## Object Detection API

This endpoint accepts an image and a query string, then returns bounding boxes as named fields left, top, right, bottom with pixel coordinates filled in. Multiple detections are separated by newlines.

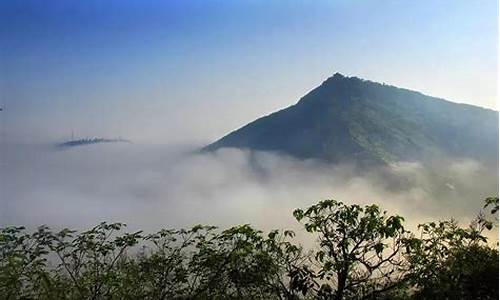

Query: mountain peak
left=316, top=73, right=365, bottom=95
left=323, top=72, right=350, bottom=84
left=325, top=72, right=362, bottom=82
left=331, top=72, right=346, bottom=79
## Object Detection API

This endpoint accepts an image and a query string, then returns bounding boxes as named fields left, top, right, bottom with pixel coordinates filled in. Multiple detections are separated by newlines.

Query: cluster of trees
left=57, top=137, right=131, bottom=149
left=1, top=197, right=498, bottom=300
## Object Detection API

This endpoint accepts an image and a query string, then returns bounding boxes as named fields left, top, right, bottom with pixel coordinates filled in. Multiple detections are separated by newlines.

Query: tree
left=115, top=224, right=218, bottom=299
left=293, top=200, right=408, bottom=300
left=46, top=222, right=143, bottom=299
left=0, top=226, right=53, bottom=299
left=188, top=224, right=307, bottom=299
left=405, top=197, right=499, bottom=300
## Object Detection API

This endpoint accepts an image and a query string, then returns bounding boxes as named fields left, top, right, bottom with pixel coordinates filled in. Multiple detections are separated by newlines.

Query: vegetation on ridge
left=56, top=138, right=131, bottom=149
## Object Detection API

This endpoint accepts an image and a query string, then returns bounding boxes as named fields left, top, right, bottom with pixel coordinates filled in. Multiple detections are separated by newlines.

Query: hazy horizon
left=1, top=1, right=498, bottom=237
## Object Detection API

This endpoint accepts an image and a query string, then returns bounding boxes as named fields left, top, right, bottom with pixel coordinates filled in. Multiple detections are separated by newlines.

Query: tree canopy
left=0, top=197, right=498, bottom=300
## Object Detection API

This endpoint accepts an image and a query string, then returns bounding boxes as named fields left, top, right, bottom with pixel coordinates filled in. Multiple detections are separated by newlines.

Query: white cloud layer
left=1, top=143, right=497, bottom=242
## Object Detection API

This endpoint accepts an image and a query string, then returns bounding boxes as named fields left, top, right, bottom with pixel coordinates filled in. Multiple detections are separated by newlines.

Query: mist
left=1, top=142, right=497, bottom=240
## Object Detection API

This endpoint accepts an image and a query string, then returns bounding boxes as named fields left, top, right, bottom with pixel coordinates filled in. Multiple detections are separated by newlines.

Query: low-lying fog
left=1, top=142, right=498, bottom=241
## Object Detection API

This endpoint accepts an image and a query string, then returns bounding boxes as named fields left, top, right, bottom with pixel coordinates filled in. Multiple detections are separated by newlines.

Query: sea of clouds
left=1, top=142, right=497, bottom=243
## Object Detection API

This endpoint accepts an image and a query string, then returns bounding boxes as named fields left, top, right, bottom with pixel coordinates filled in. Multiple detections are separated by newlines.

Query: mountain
left=204, top=73, right=498, bottom=166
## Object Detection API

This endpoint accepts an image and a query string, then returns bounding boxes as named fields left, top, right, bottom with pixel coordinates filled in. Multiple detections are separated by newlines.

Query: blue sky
left=1, top=0, right=498, bottom=144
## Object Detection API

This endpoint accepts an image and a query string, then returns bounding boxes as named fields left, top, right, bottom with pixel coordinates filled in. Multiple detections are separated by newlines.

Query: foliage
left=0, top=196, right=498, bottom=299
left=0, top=226, right=53, bottom=299
left=293, top=200, right=409, bottom=300
left=0, top=223, right=305, bottom=300
left=483, top=196, right=499, bottom=226
left=404, top=198, right=499, bottom=300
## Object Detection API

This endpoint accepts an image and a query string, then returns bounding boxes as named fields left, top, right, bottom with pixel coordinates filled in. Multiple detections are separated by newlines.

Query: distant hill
left=204, top=73, right=498, bottom=166
left=56, top=137, right=131, bottom=149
